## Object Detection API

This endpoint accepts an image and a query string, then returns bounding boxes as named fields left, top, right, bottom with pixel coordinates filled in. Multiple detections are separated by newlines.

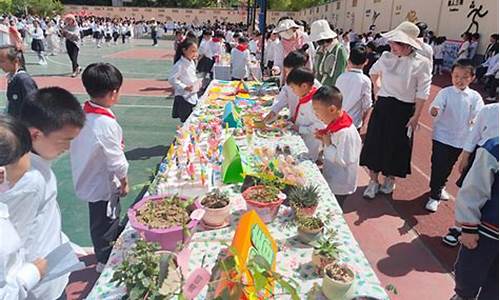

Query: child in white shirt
left=70, top=63, right=129, bottom=272
left=335, top=46, right=372, bottom=130
left=230, top=37, right=255, bottom=81
left=169, top=39, right=199, bottom=123
left=426, top=59, right=484, bottom=212
left=207, top=31, right=225, bottom=64
left=312, top=86, right=362, bottom=210
left=432, top=36, right=445, bottom=75
left=18, top=87, right=86, bottom=299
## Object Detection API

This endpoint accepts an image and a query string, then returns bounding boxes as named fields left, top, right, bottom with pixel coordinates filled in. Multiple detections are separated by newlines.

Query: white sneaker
left=379, top=177, right=396, bottom=194
left=363, top=181, right=379, bottom=199
left=441, top=189, right=451, bottom=200
left=425, top=198, right=440, bottom=212
left=95, top=262, right=106, bottom=273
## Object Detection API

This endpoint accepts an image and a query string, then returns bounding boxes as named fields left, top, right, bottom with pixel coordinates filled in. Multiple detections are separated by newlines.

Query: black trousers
left=429, top=140, right=462, bottom=200
left=334, top=194, right=348, bottom=212
left=88, top=198, right=121, bottom=264
left=65, top=40, right=79, bottom=72
left=454, top=234, right=499, bottom=300
left=152, top=32, right=158, bottom=45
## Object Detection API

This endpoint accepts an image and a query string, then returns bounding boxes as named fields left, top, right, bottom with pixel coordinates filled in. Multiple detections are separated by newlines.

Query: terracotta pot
left=311, top=250, right=336, bottom=275
left=128, top=194, right=203, bottom=251
left=242, top=185, right=285, bottom=223
left=297, top=225, right=323, bottom=243
left=321, top=263, right=355, bottom=300
left=200, top=199, right=231, bottom=227
left=295, top=205, right=318, bottom=217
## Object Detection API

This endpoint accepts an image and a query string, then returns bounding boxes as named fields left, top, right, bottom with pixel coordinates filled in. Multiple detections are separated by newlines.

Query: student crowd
left=0, top=14, right=498, bottom=300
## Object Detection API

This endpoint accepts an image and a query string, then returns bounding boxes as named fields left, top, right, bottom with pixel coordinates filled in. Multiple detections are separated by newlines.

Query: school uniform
left=360, top=51, right=432, bottom=178
left=207, top=39, right=225, bottom=63
left=320, top=113, right=362, bottom=208
left=197, top=39, right=215, bottom=73
left=27, top=153, right=69, bottom=299
left=264, top=39, right=279, bottom=69
left=169, top=56, right=199, bottom=122
left=230, top=45, right=252, bottom=81
left=6, top=70, right=38, bottom=118
left=335, top=68, right=372, bottom=129
left=432, top=43, right=444, bottom=72
left=314, top=41, right=349, bottom=87
left=453, top=137, right=498, bottom=300
left=249, top=40, right=258, bottom=55
left=457, top=41, right=470, bottom=60
left=70, top=101, right=128, bottom=265
left=429, top=86, right=484, bottom=200
left=30, top=28, right=44, bottom=53
left=0, top=203, right=42, bottom=300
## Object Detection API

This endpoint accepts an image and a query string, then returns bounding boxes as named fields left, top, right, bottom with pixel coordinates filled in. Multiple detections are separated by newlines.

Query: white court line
left=0, top=104, right=172, bottom=109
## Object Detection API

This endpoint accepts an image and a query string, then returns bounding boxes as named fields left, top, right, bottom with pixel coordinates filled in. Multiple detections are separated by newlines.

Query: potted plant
left=288, top=185, right=320, bottom=216
left=310, top=230, right=341, bottom=275
left=321, top=262, right=355, bottom=300
left=199, top=189, right=231, bottom=228
left=296, top=215, right=324, bottom=243
left=242, top=185, right=285, bottom=223
left=128, top=194, right=203, bottom=251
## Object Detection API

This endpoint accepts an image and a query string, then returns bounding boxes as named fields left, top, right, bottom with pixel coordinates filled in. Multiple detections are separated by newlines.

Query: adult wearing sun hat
left=272, top=18, right=315, bottom=76
left=310, top=19, right=348, bottom=87
left=360, top=21, right=432, bottom=199
left=61, top=14, right=81, bottom=77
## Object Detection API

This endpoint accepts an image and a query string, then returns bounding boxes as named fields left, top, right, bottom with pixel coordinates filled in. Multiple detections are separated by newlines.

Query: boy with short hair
left=335, top=46, right=372, bottom=130
left=312, top=86, right=362, bottom=210
left=285, top=67, right=325, bottom=162
left=450, top=136, right=498, bottom=300
left=19, top=87, right=86, bottom=299
left=70, top=63, right=129, bottom=273
left=426, top=59, right=484, bottom=212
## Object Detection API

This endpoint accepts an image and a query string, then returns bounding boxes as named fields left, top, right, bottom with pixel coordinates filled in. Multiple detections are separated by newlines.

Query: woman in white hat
left=310, top=19, right=348, bottom=87
left=360, top=21, right=432, bottom=199
left=272, top=19, right=315, bottom=76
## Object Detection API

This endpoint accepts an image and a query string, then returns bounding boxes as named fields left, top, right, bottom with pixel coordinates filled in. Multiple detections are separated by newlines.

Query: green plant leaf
left=253, top=271, right=268, bottom=292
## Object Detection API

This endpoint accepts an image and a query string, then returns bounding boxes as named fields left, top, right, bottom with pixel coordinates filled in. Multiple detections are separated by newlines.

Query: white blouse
left=369, top=51, right=432, bottom=103
left=169, top=56, right=199, bottom=105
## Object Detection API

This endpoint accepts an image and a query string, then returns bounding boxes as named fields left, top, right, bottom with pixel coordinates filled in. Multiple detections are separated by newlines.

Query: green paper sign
left=221, top=136, right=248, bottom=183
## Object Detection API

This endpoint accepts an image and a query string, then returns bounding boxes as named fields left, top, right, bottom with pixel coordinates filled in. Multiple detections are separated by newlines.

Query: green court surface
left=0, top=39, right=180, bottom=246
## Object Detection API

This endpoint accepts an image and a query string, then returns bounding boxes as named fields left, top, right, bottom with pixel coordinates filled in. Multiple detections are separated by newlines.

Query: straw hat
left=381, top=21, right=422, bottom=50
left=273, top=19, right=300, bottom=34
left=309, top=19, right=337, bottom=42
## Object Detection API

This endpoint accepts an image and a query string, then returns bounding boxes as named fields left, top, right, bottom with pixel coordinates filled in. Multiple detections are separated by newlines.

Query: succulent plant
left=288, top=185, right=320, bottom=208
left=201, top=189, right=230, bottom=209
left=297, top=215, right=324, bottom=230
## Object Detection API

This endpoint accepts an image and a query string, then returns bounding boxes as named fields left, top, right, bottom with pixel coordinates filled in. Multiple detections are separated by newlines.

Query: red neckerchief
left=292, top=87, right=317, bottom=123
left=212, top=37, right=221, bottom=43
left=236, top=44, right=248, bottom=52
left=83, top=101, right=116, bottom=119
left=83, top=101, right=125, bottom=149
left=317, top=112, right=353, bottom=136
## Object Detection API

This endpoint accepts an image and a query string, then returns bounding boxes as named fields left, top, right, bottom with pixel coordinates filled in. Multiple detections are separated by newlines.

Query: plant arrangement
left=288, top=185, right=320, bottom=216
left=200, top=189, right=231, bottom=227
left=296, top=215, right=325, bottom=243
left=242, top=185, right=285, bottom=223
left=136, top=196, right=192, bottom=229
left=310, top=229, right=342, bottom=275
left=321, top=262, right=355, bottom=300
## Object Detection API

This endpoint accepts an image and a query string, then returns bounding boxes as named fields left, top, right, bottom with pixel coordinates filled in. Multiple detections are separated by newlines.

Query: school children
left=70, top=63, right=129, bottom=273
left=18, top=87, right=85, bottom=299
left=426, top=59, right=484, bottom=212
left=30, top=20, right=46, bottom=65
left=207, top=31, right=225, bottom=64
left=0, top=45, right=38, bottom=118
left=432, top=36, right=446, bottom=75
left=230, top=37, right=255, bottom=81
left=450, top=136, right=498, bottom=300
left=169, top=39, right=199, bottom=123
left=312, top=86, right=362, bottom=210
left=281, top=66, right=324, bottom=161
left=0, top=116, right=49, bottom=299
left=335, top=46, right=372, bottom=130
left=197, top=30, right=214, bottom=75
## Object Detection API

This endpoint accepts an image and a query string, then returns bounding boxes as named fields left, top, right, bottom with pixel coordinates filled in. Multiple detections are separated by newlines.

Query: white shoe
left=441, top=189, right=451, bottom=200
left=425, top=198, right=440, bottom=212
left=363, top=181, right=379, bottom=199
left=95, top=262, right=106, bottom=273
left=379, top=177, right=396, bottom=194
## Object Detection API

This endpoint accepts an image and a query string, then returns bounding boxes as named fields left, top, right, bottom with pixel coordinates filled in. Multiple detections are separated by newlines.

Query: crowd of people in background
left=0, top=11, right=498, bottom=300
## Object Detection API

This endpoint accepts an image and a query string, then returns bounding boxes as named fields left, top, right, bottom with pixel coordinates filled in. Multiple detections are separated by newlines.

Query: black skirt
left=172, top=96, right=196, bottom=123
left=360, top=96, right=415, bottom=178
left=31, top=39, right=44, bottom=52
left=197, top=56, right=215, bottom=73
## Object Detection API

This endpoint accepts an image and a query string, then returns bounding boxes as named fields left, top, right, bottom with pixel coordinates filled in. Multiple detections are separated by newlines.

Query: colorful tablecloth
left=87, top=80, right=389, bottom=300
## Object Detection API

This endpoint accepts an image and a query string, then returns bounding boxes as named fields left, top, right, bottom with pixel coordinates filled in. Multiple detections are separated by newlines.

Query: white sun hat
left=273, top=19, right=300, bottom=34
left=309, top=19, right=337, bottom=42
left=382, top=21, right=422, bottom=50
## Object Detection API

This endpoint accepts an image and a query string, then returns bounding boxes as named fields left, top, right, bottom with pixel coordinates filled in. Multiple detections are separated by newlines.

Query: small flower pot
left=294, top=205, right=318, bottom=217
left=297, top=225, right=324, bottom=243
left=321, top=263, right=355, bottom=300
left=242, top=185, right=285, bottom=223
left=311, top=250, right=336, bottom=275
left=200, top=199, right=231, bottom=227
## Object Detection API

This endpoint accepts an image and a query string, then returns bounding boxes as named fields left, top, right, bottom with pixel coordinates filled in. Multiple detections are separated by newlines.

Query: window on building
left=337, top=2, right=341, bottom=9
left=353, top=0, right=358, bottom=7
